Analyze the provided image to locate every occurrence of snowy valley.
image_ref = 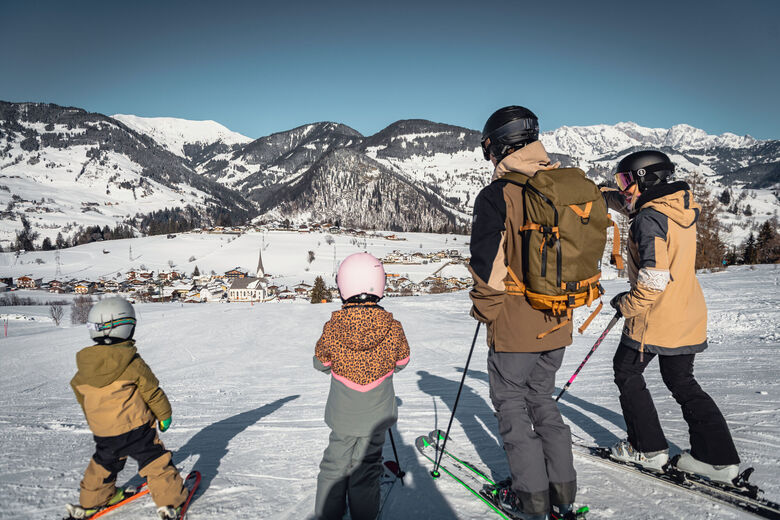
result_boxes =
[0,261,778,519]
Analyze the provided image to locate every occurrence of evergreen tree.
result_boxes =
[743,233,757,264]
[41,237,54,250]
[718,189,731,205]
[14,216,39,251]
[55,232,67,249]
[192,265,201,277]
[755,219,780,264]
[310,276,331,303]
[687,175,726,270]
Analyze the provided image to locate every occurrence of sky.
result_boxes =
[2,0,779,140]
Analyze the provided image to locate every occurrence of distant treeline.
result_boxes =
[7,205,249,252]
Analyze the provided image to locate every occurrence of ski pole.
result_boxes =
[431,322,481,478]
[555,312,621,402]
[387,428,406,485]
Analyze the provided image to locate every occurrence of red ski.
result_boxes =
[64,483,149,519]
[178,471,201,519]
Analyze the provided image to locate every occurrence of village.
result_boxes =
[2,225,473,303]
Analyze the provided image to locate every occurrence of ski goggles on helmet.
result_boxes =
[614,171,637,191]
[86,317,136,331]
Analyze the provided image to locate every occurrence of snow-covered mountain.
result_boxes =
[111,114,253,160]
[0,102,253,248]
[2,100,778,250]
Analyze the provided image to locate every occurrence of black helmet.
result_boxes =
[481,106,539,162]
[614,150,675,191]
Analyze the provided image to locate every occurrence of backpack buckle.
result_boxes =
[565,281,579,292]
[567,295,576,307]
[580,217,590,224]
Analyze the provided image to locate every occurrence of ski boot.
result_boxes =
[551,503,589,519]
[672,450,739,485]
[157,505,183,519]
[610,439,668,472]
[65,488,129,519]
[483,478,549,519]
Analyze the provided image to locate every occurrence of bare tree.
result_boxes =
[71,296,92,325]
[49,303,64,326]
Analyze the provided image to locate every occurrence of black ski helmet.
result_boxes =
[481,106,539,163]
[614,150,675,191]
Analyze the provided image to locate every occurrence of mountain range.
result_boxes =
[1,100,778,250]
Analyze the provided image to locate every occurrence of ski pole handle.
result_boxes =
[555,312,621,402]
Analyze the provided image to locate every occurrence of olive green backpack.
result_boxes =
[500,168,622,338]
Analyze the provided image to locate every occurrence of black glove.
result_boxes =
[610,291,629,317]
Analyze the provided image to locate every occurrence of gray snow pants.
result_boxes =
[314,429,385,520]
[487,347,577,515]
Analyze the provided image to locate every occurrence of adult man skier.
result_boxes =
[469,106,578,520]
[605,150,741,482]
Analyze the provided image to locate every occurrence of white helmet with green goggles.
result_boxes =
[87,297,137,343]
[614,150,675,191]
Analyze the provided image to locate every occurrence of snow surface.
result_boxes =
[0,262,778,519]
[111,114,253,158]
[0,229,474,287]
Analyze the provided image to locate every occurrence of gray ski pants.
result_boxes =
[487,347,577,515]
[314,429,385,520]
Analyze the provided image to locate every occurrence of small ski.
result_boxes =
[63,483,149,519]
[177,471,201,519]
[572,444,780,520]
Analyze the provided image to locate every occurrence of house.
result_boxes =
[293,282,312,297]
[15,276,37,289]
[103,280,120,292]
[74,283,91,294]
[224,268,247,281]
[126,270,137,280]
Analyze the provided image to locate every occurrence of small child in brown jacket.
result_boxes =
[313,253,410,520]
[67,297,187,520]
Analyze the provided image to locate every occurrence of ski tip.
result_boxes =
[428,429,448,442]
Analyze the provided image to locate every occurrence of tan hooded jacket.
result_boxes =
[468,141,574,352]
[71,341,172,437]
[612,182,708,354]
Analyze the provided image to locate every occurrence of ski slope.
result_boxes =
[0,266,778,519]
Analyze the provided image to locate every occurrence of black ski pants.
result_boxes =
[613,341,740,465]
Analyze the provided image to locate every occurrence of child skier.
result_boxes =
[67,297,188,520]
[313,253,410,520]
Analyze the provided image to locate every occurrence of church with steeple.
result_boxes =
[227,246,269,302]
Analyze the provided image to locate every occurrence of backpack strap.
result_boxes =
[607,215,624,270]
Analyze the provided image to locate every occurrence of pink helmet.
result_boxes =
[337,253,386,300]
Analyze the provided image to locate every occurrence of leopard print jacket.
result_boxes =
[314,303,410,391]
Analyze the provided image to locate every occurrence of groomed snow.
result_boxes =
[0,265,778,519]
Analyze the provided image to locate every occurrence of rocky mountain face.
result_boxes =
[1,100,777,250]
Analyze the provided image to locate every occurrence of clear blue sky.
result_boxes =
[2,0,779,139]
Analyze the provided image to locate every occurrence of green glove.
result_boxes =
[158,417,172,432]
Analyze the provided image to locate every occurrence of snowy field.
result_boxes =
[0,229,473,287]
[0,265,778,519]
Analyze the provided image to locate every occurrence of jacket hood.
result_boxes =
[74,341,137,388]
[636,181,700,228]
[329,304,394,351]
[493,140,561,181]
